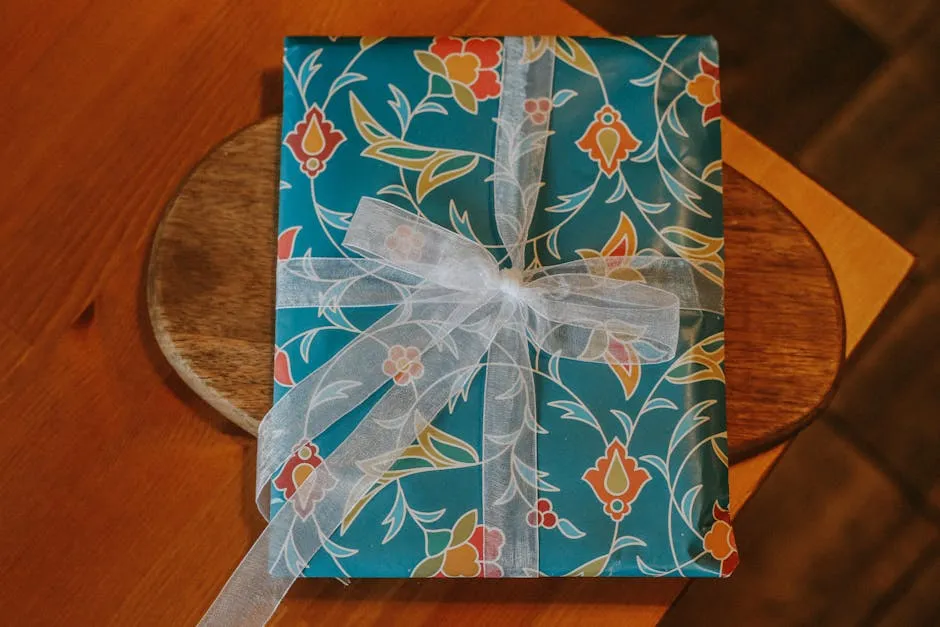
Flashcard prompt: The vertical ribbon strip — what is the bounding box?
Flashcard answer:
[201,36,722,626]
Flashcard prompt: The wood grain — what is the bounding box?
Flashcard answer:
[0,0,913,625]
[148,117,844,457]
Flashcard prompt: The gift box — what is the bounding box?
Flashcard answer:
[271,35,734,580]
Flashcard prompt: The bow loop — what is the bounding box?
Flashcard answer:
[342,198,688,364]
[345,198,498,294]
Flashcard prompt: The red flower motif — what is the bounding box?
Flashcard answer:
[277,226,301,261]
[703,501,738,577]
[526,498,558,529]
[686,54,721,126]
[583,438,651,521]
[524,97,551,125]
[384,225,425,262]
[273,441,323,500]
[433,524,505,578]
[274,347,295,387]
[272,441,338,519]
[428,36,502,101]
[576,105,641,177]
[284,105,346,178]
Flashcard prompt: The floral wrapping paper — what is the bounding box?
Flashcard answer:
[273,36,736,578]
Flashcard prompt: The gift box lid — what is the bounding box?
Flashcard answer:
[272,35,734,580]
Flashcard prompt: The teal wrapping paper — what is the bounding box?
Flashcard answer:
[273,36,735,579]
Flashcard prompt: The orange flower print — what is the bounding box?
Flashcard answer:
[434,524,505,578]
[421,37,502,113]
[686,53,721,126]
[273,441,323,500]
[384,225,425,262]
[412,511,504,578]
[583,438,651,521]
[524,97,551,125]
[526,498,558,529]
[277,226,301,261]
[284,104,346,178]
[274,347,295,387]
[703,502,738,577]
[429,37,501,100]
[576,105,641,177]
[273,441,337,519]
[382,345,424,385]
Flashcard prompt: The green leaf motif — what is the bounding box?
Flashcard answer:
[554,37,599,77]
[429,74,452,96]
[449,509,478,547]
[374,144,437,161]
[565,554,608,577]
[426,529,451,556]
[351,93,481,200]
[362,120,386,140]
[433,440,476,465]
[412,553,445,578]
[415,50,446,76]
[431,153,475,176]
[389,456,434,473]
[416,153,479,202]
[452,82,478,114]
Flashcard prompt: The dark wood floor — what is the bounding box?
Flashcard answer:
[567,1,940,624]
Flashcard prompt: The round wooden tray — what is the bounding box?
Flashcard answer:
[147,117,844,460]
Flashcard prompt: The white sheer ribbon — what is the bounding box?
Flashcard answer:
[201,36,723,626]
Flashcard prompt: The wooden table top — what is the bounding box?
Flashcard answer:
[0,1,913,625]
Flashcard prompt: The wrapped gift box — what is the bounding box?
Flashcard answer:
[272,35,735,578]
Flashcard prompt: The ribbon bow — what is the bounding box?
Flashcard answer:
[202,38,721,626]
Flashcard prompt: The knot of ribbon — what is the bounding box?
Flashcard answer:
[201,37,723,626]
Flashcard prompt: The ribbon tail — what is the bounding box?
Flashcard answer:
[202,297,508,626]
[482,307,539,577]
[197,494,305,627]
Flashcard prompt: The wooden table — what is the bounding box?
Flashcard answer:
[0,1,912,625]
